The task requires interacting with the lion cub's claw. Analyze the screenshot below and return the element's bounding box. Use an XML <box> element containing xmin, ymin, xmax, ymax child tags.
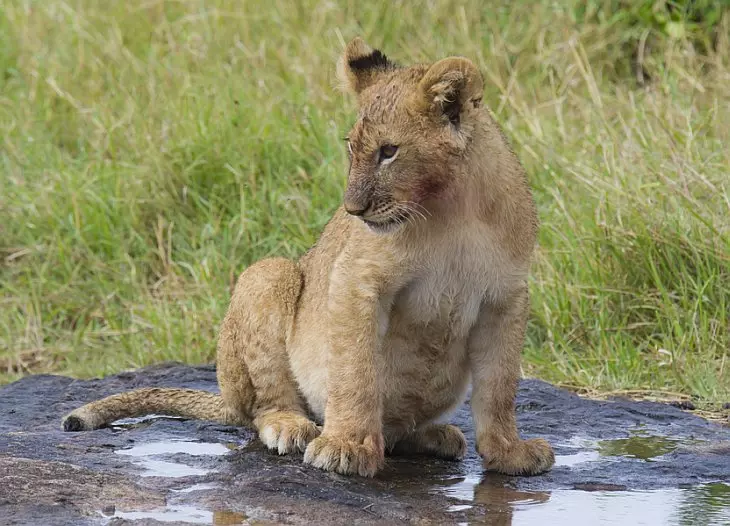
<box><xmin>303</xmin><ymin>434</ymin><xmax>384</xmax><ymax>477</ymax></box>
<box><xmin>255</xmin><ymin>412</ymin><xmax>320</xmax><ymax>455</ymax></box>
<box><xmin>481</xmin><ymin>438</ymin><xmax>555</xmax><ymax>476</ymax></box>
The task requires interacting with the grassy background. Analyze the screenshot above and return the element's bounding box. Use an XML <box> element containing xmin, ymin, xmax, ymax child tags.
<box><xmin>1</xmin><ymin>1</ymin><xmax>728</xmax><ymax>405</ymax></box>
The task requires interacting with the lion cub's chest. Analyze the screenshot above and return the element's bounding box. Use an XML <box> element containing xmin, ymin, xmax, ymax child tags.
<box><xmin>390</xmin><ymin>233</ymin><xmax>500</xmax><ymax>340</ymax></box>
<box><xmin>393</xmin><ymin>267</ymin><xmax>482</xmax><ymax>339</ymax></box>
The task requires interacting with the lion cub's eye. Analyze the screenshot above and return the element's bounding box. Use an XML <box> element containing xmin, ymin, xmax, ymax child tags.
<box><xmin>378</xmin><ymin>144</ymin><xmax>399</xmax><ymax>163</ymax></box>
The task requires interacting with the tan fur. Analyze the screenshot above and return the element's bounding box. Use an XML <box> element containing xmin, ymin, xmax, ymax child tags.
<box><xmin>62</xmin><ymin>39</ymin><xmax>554</xmax><ymax>477</ymax></box>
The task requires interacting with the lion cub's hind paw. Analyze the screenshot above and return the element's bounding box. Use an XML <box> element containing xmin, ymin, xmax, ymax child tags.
<box><xmin>420</xmin><ymin>424</ymin><xmax>467</xmax><ymax>460</ymax></box>
<box><xmin>255</xmin><ymin>412</ymin><xmax>320</xmax><ymax>455</ymax></box>
<box><xmin>391</xmin><ymin>424</ymin><xmax>467</xmax><ymax>460</ymax></box>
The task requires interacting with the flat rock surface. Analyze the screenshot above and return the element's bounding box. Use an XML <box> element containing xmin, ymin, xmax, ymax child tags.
<box><xmin>0</xmin><ymin>363</ymin><xmax>728</xmax><ymax>525</ymax></box>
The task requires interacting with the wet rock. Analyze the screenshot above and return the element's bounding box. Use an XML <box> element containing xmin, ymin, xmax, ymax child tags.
<box><xmin>0</xmin><ymin>456</ymin><xmax>165</xmax><ymax>525</ymax></box>
<box><xmin>1</xmin><ymin>362</ymin><xmax>728</xmax><ymax>525</ymax></box>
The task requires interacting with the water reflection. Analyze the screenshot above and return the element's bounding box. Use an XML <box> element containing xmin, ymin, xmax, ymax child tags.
<box><xmin>115</xmin><ymin>439</ymin><xmax>231</xmax><ymax>478</ymax></box>
<box><xmin>426</xmin><ymin>438</ymin><xmax>729</xmax><ymax>526</ymax></box>
<box><xmin>106</xmin><ymin>440</ymin><xmax>248</xmax><ymax>524</ymax></box>
<box><xmin>432</xmin><ymin>474</ymin><xmax>730</xmax><ymax>526</ymax></box>
<box><xmin>110</xmin><ymin>414</ymin><xmax>186</xmax><ymax>431</ymax></box>
<box><xmin>104</xmin><ymin>432</ymin><xmax>727</xmax><ymax>525</ymax></box>
<box><xmin>213</xmin><ymin>510</ymin><xmax>249</xmax><ymax>525</ymax></box>
<box><xmin>109</xmin><ymin>505</ymin><xmax>247</xmax><ymax>524</ymax></box>
<box><xmin>470</xmin><ymin>474</ymin><xmax>550</xmax><ymax>525</ymax></box>
<box><xmin>676</xmin><ymin>483</ymin><xmax>730</xmax><ymax>526</ymax></box>
<box><xmin>597</xmin><ymin>431</ymin><xmax>684</xmax><ymax>460</ymax></box>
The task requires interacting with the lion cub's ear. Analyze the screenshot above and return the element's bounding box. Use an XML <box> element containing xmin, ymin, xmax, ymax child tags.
<box><xmin>415</xmin><ymin>57</ymin><xmax>484</xmax><ymax>126</ymax></box>
<box><xmin>337</xmin><ymin>37</ymin><xmax>397</xmax><ymax>95</ymax></box>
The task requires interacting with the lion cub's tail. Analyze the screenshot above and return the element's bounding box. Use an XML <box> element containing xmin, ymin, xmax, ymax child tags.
<box><xmin>62</xmin><ymin>388</ymin><xmax>247</xmax><ymax>431</ymax></box>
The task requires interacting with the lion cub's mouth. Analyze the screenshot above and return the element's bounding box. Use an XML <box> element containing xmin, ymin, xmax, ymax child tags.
<box><xmin>362</xmin><ymin>217</ymin><xmax>402</xmax><ymax>234</ymax></box>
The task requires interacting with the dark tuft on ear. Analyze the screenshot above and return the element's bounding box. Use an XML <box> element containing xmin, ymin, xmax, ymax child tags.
<box><xmin>338</xmin><ymin>38</ymin><xmax>397</xmax><ymax>95</ymax></box>
<box><xmin>348</xmin><ymin>49</ymin><xmax>390</xmax><ymax>73</ymax></box>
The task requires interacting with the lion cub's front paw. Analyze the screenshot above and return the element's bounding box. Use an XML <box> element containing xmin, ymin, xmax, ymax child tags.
<box><xmin>255</xmin><ymin>411</ymin><xmax>320</xmax><ymax>455</ymax></box>
<box><xmin>303</xmin><ymin>433</ymin><xmax>384</xmax><ymax>477</ymax></box>
<box><xmin>481</xmin><ymin>438</ymin><xmax>555</xmax><ymax>476</ymax></box>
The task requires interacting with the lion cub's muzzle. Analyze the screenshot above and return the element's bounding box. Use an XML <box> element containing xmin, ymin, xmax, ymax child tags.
<box><xmin>344</xmin><ymin>199</ymin><xmax>370</xmax><ymax>217</ymax></box>
<box><xmin>345</xmin><ymin>201</ymin><xmax>412</xmax><ymax>234</ymax></box>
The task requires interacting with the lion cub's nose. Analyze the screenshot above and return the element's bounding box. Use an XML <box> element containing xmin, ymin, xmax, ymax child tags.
<box><xmin>344</xmin><ymin>201</ymin><xmax>370</xmax><ymax>216</ymax></box>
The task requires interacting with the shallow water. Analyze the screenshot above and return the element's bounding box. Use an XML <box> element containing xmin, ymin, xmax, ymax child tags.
<box><xmin>109</xmin><ymin>440</ymin><xmax>247</xmax><ymax>524</ymax></box>
<box><xmin>560</xmin><ymin>428</ymin><xmax>694</xmax><ymax>462</ymax></box>
<box><xmin>553</xmin><ymin>450</ymin><xmax>601</xmax><ymax>466</ymax></box>
<box><xmin>117</xmin><ymin>440</ymin><xmax>231</xmax><ymax>458</ymax></box>
<box><xmin>173</xmin><ymin>482</ymin><xmax>219</xmax><ymax>494</ymax></box>
<box><xmin>424</xmin><ymin>432</ymin><xmax>730</xmax><ymax>525</ymax></box>
<box><xmin>109</xmin><ymin>505</ymin><xmax>247</xmax><ymax>525</ymax></box>
<box><xmin>432</xmin><ymin>475</ymin><xmax>730</xmax><ymax>525</ymax></box>
<box><xmin>526</xmin><ymin>485</ymin><xmax>730</xmax><ymax>526</ymax></box>
<box><xmin>106</xmin><ymin>431</ymin><xmax>730</xmax><ymax>525</ymax></box>
<box><xmin>115</xmin><ymin>439</ymin><xmax>230</xmax><ymax>478</ymax></box>
<box><xmin>597</xmin><ymin>431</ymin><xmax>687</xmax><ymax>461</ymax></box>
<box><xmin>110</xmin><ymin>414</ymin><xmax>186</xmax><ymax>431</ymax></box>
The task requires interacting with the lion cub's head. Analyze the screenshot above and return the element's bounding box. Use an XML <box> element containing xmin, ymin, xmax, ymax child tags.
<box><xmin>337</xmin><ymin>38</ymin><xmax>485</xmax><ymax>233</ymax></box>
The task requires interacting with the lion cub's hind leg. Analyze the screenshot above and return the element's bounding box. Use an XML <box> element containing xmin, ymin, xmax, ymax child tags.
<box><xmin>390</xmin><ymin>424</ymin><xmax>467</xmax><ymax>461</ymax></box>
<box><xmin>217</xmin><ymin>258</ymin><xmax>319</xmax><ymax>455</ymax></box>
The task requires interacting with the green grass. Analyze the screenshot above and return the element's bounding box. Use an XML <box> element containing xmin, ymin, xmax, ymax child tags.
<box><xmin>1</xmin><ymin>1</ymin><xmax>728</xmax><ymax>405</ymax></box>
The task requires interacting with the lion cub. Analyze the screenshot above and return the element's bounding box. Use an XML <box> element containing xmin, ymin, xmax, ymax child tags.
<box><xmin>63</xmin><ymin>38</ymin><xmax>555</xmax><ymax>477</ymax></box>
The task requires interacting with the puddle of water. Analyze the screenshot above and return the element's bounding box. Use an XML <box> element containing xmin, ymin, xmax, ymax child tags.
<box><xmin>111</xmin><ymin>414</ymin><xmax>186</xmax><ymax>431</ymax></box>
<box><xmin>433</xmin><ymin>475</ymin><xmax>730</xmax><ymax>526</ymax></box>
<box><xmin>105</xmin><ymin>441</ymin><xmax>246</xmax><ymax>523</ymax></box>
<box><xmin>117</xmin><ymin>440</ymin><xmax>230</xmax><ymax>457</ymax></box>
<box><xmin>115</xmin><ymin>439</ymin><xmax>230</xmax><ymax>478</ymax></box>
<box><xmin>554</xmin><ymin>450</ymin><xmax>601</xmax><ymax>467</ymax></box>
<box><xmin>111</xmin><ymin>504</ymin><xmax>213</xmax><ymax>524</ymax></box>
<box><xmin>509</xmin><ymin>485</ymin><xmax>730</xmax><ymax>526</ymax></box>
<box><xmin>172</xmin><ymin>482</ymin><xmax>219</xmax><ymax>494</ymax></box>
<box><xmin>125</xmin><ymin>458</ymin><xmax>211</xmax><ymax>478</ymax></box>
<box><xmin>213</xmin><ymin>510</ymin><xmax>250</xmax><ymax>525</ymax></box>
<box><xmin>424</xmin><ymin>431</ymin><xmax>725</xmax><ymax>524</ymax></box>
<box><xmin>110</xmin><ymin>505</ymin><xmax>247</xmax><ymax>525</ymax></box>
<box><xmin>440</xmin><ymin>475</ymin><xmax>483</xmax><ymax>500</ymax></box>
<box><xmin>597</xmin><ymin>432</ymin><xmax>684</xmax><ymax>461</ymax></box>
<box><xmin>555</xmin><ymin>429</ymin><xmax>702</xmax><ymax>467</ymax></box>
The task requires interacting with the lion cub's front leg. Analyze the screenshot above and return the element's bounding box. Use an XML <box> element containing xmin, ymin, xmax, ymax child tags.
<box><xmin>303</xmin><ymin>252</ymin><xmax>394</xmax><ymax>477</ymax></box>
<box><xmin>468</xmin><ymin>288</ymin><xmax>555</xmax><ymax>476</ymax></box>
